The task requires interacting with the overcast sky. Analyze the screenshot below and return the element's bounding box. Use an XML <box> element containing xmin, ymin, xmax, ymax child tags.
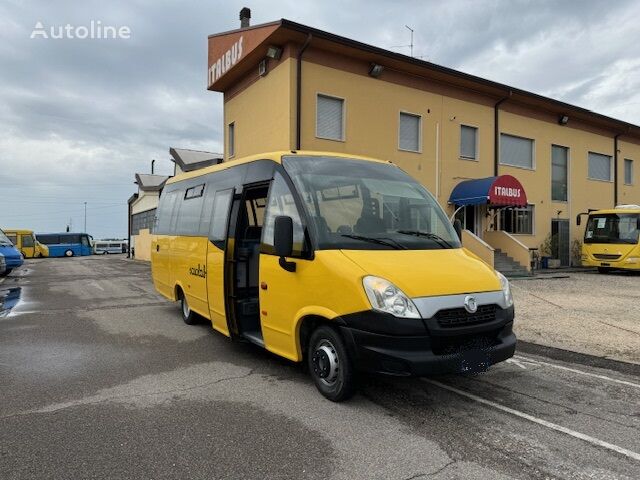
<box><xmin>1</xmin><ymin>0</ymin><xmax>639</xmax><ymax>238</ymax></box>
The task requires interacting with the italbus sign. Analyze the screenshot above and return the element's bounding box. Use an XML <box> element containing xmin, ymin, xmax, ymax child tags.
<box><xmin>208</xmin><ymin>36</ymin><xmax>244</xmax><ymax>87</ymax></box>
<box><xmin>488</xmin><ymin>175</ymin><xmax>527</xmax><ymax>207</ymax></box>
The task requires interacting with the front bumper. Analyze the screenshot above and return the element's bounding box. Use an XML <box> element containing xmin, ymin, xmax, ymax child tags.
<box><xmin>338</xmin><ymin>306</ymin><xmax>516</xmax><ymax>376</ymax></box>
<box><xmin>582</xmin><ymin>257</ymin><xmax>640</xmax><ymax>270</ymax></box>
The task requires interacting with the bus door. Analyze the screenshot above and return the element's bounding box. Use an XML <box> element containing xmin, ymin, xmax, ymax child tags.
<box><xmin>20</xmin><ymin>234</ymin><xmax>36</xmax><ymax>258</ymax></box>
<box><xmin>205</xmin><ymin>188</ymin><xmax>234</xmax><ymax>336</ymax></box>
<box><xmin>80</xmin><ymin>235</ymin><xmax>91</xmax><ymax>255</ymax></box>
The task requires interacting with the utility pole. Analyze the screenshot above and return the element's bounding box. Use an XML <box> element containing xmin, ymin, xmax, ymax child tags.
<box><xmin>84</xmin><ymin>202</ymin><xmax>87</xmax><ymax>232</ymax></box>
<box><xmin>405</xmin><ymin>25</ymin><xmax>414</xmax><ymax>57</ymax></box>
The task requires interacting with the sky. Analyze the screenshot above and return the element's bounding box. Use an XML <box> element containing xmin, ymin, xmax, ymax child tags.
<box><xmin>1</xmin><ymin>0</ymin><xmax>639</xmax><ymax>238</ymax></box>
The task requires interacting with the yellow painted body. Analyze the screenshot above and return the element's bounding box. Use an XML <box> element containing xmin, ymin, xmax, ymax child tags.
<box><xmin>581</xmin><ymin>208</ymin><xmax>640</xmax><ymax>270</ymax></box>
<box><xmin>3</xmin><ymin>229</ymin><xmax>49</xmax><ymax>258</ymax></box>
<box><xmin>152</xmin><ymin>151</ymin><xmax>504</xmax><ymax>363</ymax></box>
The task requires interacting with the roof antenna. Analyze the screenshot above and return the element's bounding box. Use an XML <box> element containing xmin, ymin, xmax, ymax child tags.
<box><xmin>405</xmin><ymin>25</ymin><xmax>414</xmax><ymax>57</ymax></box>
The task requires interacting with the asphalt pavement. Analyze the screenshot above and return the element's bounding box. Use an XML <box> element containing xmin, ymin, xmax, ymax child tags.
<box><xmin>1</xmin><ymin>256</ymin><xmax>638</xmax><ymax>479</ymax></box>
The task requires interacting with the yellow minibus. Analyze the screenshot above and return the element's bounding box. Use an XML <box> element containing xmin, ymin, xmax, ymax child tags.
<box><xmin>152</xmin><ymin>151</ymin><xmax>516</xmax><ymax>401</ymax></box>
<box><xmin>3</xmin><ymin>229</ymin><xmax>49</xmax><ymax>258</ymax></box>
<box><xmin>577</xmin><ymin>205</ymin><xmax>640</xmax><ymax>273</ymax></box>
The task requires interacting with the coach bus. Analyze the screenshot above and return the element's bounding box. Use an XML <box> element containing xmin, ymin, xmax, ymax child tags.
<box><xmin>151</xmin><ymin>151</ymin><xmax>516</xmax><ymax>401</ymax></box>
<box><xmin>578</xmin><ymin>205</ymin><xmax>640</xmax><ymax>273</ymax></box>
<box><xmin>3</xmin><ymin>229</ymin><xmax>49</xmax><ymax>258</ymax></box>
<box><xmin>94</xmin><ymin>240</ymin><xmax>128</xmax><ymax>255</ymax></box>
<box><xmin>36</xmin><ymin>232</ymin><xmax>93</xmax><ymax>258</ymax></box>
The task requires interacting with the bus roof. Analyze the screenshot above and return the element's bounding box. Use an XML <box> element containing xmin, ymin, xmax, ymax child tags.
<box><xmin>590</xmin><ymin>206</ymin><xmax>640</xmax><ymax>215</ymax></box>
<box><xmin>165</xmin><ymin>150</ymin><xmax>392</xmax><ymax>185</ymax></box>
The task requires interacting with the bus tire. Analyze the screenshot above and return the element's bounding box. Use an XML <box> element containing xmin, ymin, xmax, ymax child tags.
<box><xmin>597</xmin><ymin>267</ymin><xmax>611</xmax><ymax>274</ymax></box>
<box><xmin>64</xmin><ymin>249</ymin><xmax>74</xmax><ymax>257</ymax></box>
<box><xmin>102</xmin><ymin>251</ymin><xmax>108</xmax><ymax>255</ymax></box>
<box><xmin>307</xmin><ymin>325</ymin><xmax>356</xmax><ymax>402</ymax></box>
<box><xmin>0</xmin><ymin>268</ymin><xmax>11</xmax><ymax>277</ymax></box>
<box><xmin>179</xmin><ymin>290</ymin><xmax>199</xmax><ymax>325</ymax></box>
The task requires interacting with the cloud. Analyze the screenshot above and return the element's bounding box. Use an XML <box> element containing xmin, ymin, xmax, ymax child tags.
<box><xmin>0</xmin><ymin>0</ymin><xmax>639</xmax><ymax>237</ymax></box>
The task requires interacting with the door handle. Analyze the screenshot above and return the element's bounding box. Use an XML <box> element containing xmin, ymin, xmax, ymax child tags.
<box><xmin>156</xmin><ymin>244</ymin><xmax>160</xmax><ymax>252</ymax></box>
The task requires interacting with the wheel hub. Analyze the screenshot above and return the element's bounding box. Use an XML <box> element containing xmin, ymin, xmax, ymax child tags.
<box><xmin>312</xmin><ymin>342</ymin><xmax>339</xmax><ymax>385</ymax></box>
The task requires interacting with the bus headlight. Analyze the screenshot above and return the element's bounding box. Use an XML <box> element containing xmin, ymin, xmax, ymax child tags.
<box><xmin>496</xmin><ymin>271</ymin><xmax>514</xmax><ymax>308</ymax></box>
<box><xmin>363</xmin><ymin>276</ymin><xmax>420</xmax><ymax>319</ymax></box>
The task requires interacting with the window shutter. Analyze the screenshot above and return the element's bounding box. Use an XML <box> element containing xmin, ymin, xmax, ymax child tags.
<box><xmin>500</xmin><ymin>134</ymin><xmax>534</xmax><ymax>168</ymax></box>
<box><xmin>588</xmin><ymin>152</ymin><xmax>611</xmax><ymax>181</ymax></box>
<box><xmin>399</xmin><ymin>113</ymin><xmax>420</xmax><ymax>151</ymax></box>
<box><xmin>460</xmin><ymin>125</ymin><xmax>477</xmax><ymax>159</ymax></box>
<box><xmin>316</xmin><ymin>95</ymin><xmax>344</xmax><ymax>140</ymax></box>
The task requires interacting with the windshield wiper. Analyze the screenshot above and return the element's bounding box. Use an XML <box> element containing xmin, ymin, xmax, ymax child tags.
<box><xmin>340</xmin><ymin>234</ymin><xmax>407</xmax><ymax>250</ymax></box>
<box><xmin>396</xmin><ymin>230</ymin><xmax>453</xmax><ymax>248</ymax></box>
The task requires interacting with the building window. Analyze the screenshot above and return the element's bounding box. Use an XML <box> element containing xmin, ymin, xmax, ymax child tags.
<box><xmin>316</xmin><ymin>94</ymin><xmax>344</xmax><ymax>141</ymax></box>
<box><xmin>398</xmin><ymin>112</ymin><xmax>421</xmax><ymax>152</ymax></box>
<box><xmin>551</xmin><ymin>145</ymin><xmax>568</xmax><ymax>202</ymax></box>
<box><xmin>624</xmin><ymin>159</ymin><xmax>634</xmax><ymax>185</ymax></box>
<box><xmin>131</xmin><ymin>208</ymin><xmax>157</xmax><ymax>235</ymax></box>
<box><xmin>228</xmin><ymin>122</ymin><xmax>235</xmax><ymax>157</ymax></box>
<box><xmin>588</xmin><ymin>152</ymin><xmax>612</xmax><ymax>181</ymax></box>
<box><xmin>460</xmin><ymin>125</ymin><xmax>478</xmax><ymax>160</ymax></box>
<box><xmin>497</xmin><ymin>205</ymin><xmax>534</xmax><ymax>235</ymax></box>
<box><xmin>500</xmin><ymin>134</ymin><xmax>534</xmax><ymax>169</ymax></box>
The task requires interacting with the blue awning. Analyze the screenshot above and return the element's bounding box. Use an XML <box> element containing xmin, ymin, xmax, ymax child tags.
<box><xmin>449</xmin><ymin>177</ymin><xmax>497</xmax><ymax>206</ymax></box>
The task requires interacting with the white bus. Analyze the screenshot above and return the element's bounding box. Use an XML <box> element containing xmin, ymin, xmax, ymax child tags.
<box><xmin>94</xmin><ymin>240</ymin><xmax>128</xmax><ymax>255</ymax></box>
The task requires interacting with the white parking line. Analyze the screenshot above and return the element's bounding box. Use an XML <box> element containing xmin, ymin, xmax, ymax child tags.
<box><xmin>422</xmin><ymin>378</ymin><xmax>640</xmax><ymax>462</ymax></box>
<box><xmin>514</xmin><ymin>355</ymin><xmax>640</xmax><ymax>389</ymax></box>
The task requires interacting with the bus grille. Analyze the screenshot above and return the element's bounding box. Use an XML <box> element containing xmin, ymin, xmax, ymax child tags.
<box><xmin>593</xmin><ymin>253</ymin><xmax>621</xmax><ymax>260</ymax></box>
<box><xmin>435</xmin><ymin>304</ymin><xmax>497</xmax><ymax>328</ymax></box>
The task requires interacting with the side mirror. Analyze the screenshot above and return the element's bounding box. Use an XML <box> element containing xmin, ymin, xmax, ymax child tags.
<box><xmin>274</xmin><ymin>216</ymin><xmax>296</xmax><ymax>272</ymax></box>
<box><xmin>453</xmin><ymin>219</ymin><xmax>463</xmax><ymax>241</ymax></box>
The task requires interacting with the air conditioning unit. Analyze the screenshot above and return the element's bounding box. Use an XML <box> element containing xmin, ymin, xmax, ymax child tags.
<box><xmin>258</xmin><ymin>59</ymin><xmax>267</xmax><ymax>77</ymax></box>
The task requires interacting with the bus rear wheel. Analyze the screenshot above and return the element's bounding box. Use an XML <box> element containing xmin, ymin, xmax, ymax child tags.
<box><xmin>179</xmin><ymin>291</ymin><xmax>199</xmax><ymax>325</ymax></box>
<box><xmin>307</xmin><ymin>325</ymin><xmax>356</xmax><ymax>402</ymax></box>
<box><xmin>64</xmin><ymin>249</ymin><xmax>74</xmax><ymax>257</ymax></box>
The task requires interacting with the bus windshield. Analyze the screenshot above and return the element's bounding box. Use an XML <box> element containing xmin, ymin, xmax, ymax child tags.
<box><xmin>585</xmin><ymin>213</ymin><xmax>640</xmax><ymax>244</ymax></box>
<box><xmin>283</xmin><ymin>156</ymin><xmax>461</xmax><ymax>250</ymax></box>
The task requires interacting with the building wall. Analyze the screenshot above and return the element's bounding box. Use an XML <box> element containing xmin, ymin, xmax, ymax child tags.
<box><xmin>131</xmin><ymin>191</ymin><xmax>160</xmax><ymax>215</ymax></box>
<box><xmin>132</xmin><ymin>229</ymin><xmax>154</xmax><ymax>262</ymax></box>
<box><xmin>224</xmin><ymin>56</ymin><xmax>296</xmax><ymax>160</ymax></box>
<box><xmin>297</xmin><ymin>59</ymin><xmax>640</xmax><ymax>251</ymax></box>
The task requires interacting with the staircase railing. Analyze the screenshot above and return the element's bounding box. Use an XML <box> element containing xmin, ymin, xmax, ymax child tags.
<box><xmin>483</xmin><ymin>230</ymin><xmax>531</xmax><ymax>272</ymax></box>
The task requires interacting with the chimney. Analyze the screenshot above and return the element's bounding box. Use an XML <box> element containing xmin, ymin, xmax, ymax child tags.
<box><xmin>240</xmin><ymin>7</ymin><xmax>251</xmax><ymax>28</ymax></box>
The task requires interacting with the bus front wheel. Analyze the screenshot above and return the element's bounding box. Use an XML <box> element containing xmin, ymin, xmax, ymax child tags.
<box><xmin>179</xmin><ymin>291</ymin><xmax>199</xmax><ymax>325</ymax></box>
<box><xmin>307</xmin><ymin>325</ymin><xmax>356</xmax><ymax>402</ymax></box>
<box><xmin>64</xmin><ymin>249</ymin><xmax>74</xmax><ymax>257</ymax></box>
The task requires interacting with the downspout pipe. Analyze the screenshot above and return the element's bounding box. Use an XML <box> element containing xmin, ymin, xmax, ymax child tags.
<box><xmin>614</xmin><ymin>133</ymin><xmax>622</xmax><ymax>207</ymax></box>
<box><xmin>494</xmin><ymin>91</ymin><xmax>512</xmax><ymax>176</ymax></box>
<box><xmin>295</xmin><ymin>33</ymin><xmax>312</xmax><ymax>151</ymax></box>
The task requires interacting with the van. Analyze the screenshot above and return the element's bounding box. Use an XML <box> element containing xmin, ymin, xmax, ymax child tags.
<box><xmin>3</xmin><ymin>229</ymin><xmax>49</xmax><ymax>258</ymax></box>
<box><xmin>0</xmin><ymin>228</ymin><xmax>23</xmax><ymax>276</ymax></box>
<box><xmin>151</xmin><ymin>152</ymin><xmax>516</xmax><ymax>401</ymax></box>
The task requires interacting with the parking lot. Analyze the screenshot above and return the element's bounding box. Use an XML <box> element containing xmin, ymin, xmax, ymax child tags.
<box><xmin>1</xmin><ymin>257</ymin><xmax>639</xmax><ymax>479</ymax></box>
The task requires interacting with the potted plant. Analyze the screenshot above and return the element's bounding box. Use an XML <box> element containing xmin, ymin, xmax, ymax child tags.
<box><xmin>539</xmin><ymin>233</ymin><xmax>557</xmax><ymax>269</ymax></box>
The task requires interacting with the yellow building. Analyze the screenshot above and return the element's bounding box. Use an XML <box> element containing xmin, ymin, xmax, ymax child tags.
<box><xmin>206</xmin><ymin>13</ymin><xmax>640</xmax><ymax>271</ymax></box>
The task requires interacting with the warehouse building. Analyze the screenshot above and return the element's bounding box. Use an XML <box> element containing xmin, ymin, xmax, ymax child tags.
<box><xmin>206</xmin><ymin>10</ymin><xmax>640</xmax><ymax>271</ymax></box>
<box><xmin>128</xmin><ymin>149</ymin><xmax>221</xmax><ymax>260</ymax></box>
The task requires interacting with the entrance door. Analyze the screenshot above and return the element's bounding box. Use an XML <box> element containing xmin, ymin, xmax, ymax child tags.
<box><xmin>552</xmin><ymin>219</ymin><xmax>570</xmax><ymax>266</ymax></box>
<box><xmin>455</xmin><ymin>205</ymin><xmax>482</xmax><ymax>236</ymax></box>
<box><xmin>20</xmin><ymin>234</ymin><xmax>35</xmax><ymax>258</ymax></box>
<box><xmin>205</xmin><ymin>188</ymin><xmax>234</xmax><ymax>336</ymax></box>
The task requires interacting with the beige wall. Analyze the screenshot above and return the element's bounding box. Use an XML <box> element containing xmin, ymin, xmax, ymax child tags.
<box><xmin>132</xmin><ymin>229</ymin><xmax>154</xmax><ymax>262</ymax></box>
<box><xmin>132</xmin><ymin>191</ymin><xmax>160</xmax><ymax>215</ymax></box>
<box><xmin>224</xmin><ymin>57</ymin><xmax>296</xmax><ymax>160</ymax></box>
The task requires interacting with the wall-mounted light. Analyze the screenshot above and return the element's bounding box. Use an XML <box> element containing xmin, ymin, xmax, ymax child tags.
<box><xmin>558</xmin><ymin>114</ymin><xmax>569</xmax><ymax>125</ymax></box>
<box><xmin>369</xmin><ymin>63</ymin><xmax>384</xmax><ymax>78</ymax></box>
<box><xmin>266</xmin><ymin>45</ymin><xmax>283</xmax><ymax>60</ymax></box>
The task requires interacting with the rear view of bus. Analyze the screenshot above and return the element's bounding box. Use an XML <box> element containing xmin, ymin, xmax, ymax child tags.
<box><xmin>580</xmin><ymin>205</ymin><xmax>640</xmax><ymax>273</ymax></box>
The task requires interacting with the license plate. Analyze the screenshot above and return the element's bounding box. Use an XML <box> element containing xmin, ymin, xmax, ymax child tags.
<box><xmin>459</xmin><ymin>349</ymin><xmax>490</xmax><ymax>373</ymax></box>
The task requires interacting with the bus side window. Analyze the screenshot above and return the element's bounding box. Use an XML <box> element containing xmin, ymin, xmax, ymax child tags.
<box><xmin>21</xmin><ymin>235</ymin><xmax>35</xmax><ymax>248</ymax></box>
<box><xmin>262</xmin><ymin>172</ymin><xmax>305</xmax><ymax>257</ymax></box>
<box><xmin>209</xmin><ymin>189</ymin><xmax>234</xmax><ymax>249</ymax></box>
